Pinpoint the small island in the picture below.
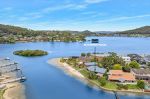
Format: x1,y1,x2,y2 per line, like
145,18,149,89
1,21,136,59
13,50,48,57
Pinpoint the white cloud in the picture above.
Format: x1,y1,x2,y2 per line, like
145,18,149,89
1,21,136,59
42,4,74,13
3,7,13,11
85,0,108,4
97,14,150,23
18,17,29,21
0,7,13,12
72,4,88,10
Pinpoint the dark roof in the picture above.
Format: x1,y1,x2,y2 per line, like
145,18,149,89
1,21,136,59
87,66,106,73
132,69,150,75
144,55,150,62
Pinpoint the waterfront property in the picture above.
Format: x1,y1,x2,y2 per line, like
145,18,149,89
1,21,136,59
145,80,150,92
87,66,106,76
144,55,150,64
131,69,150,80
92,53,110,57
79,56,93,63
84,62,97,67
122,56,131,64
127,54,146,64
108,70,136,83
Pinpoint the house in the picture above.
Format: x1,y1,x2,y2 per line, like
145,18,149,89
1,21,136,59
127,54,146,64
131,69,150,80
87,66,106,77
144,55,150,64
79,56,92,63
84,62,97,67
122,56,131,64
144,80,150,92
108,70,135,83
70,56,79,59
92,53,110,57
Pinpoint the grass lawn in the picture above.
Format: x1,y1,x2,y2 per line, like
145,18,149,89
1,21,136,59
72,66,81,70
79,68,89,78
74,67,120,90
0,90,5,99
104,81,118,89
127,84,139,89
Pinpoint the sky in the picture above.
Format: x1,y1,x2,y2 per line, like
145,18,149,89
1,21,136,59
0,0,150,31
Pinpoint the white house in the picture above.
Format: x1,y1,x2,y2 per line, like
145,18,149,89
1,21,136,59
122,56,131,64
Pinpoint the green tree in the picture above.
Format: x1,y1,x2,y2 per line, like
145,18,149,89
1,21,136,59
88,72,98,79
147,62,150,67
129,61,140,69
60,58,66,63
99,77,107,86
113,64,122,70
137,80,145,89
87,53,91,57
101,53,125,69
122,65,131,72
81,53,86,57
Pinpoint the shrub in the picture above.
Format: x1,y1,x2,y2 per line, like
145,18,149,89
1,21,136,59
137,80,145,89
81,53,86,57
122,65,131,72
99,77,107,86
88,72,98,79
113,64,122,70
87,53,91,57
129,61,140,69
123,85,128,90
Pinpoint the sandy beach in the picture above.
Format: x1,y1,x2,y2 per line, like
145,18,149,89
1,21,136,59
3,82,26,99
0,74,26,99
48,58,86,82
48,58,150,95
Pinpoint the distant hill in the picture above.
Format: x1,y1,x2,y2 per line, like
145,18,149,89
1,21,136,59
117,26,150,34
0,24,33,35
0,24,88,43
95,31,117,34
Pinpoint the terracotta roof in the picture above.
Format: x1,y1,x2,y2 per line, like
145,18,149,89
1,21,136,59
108,70,135,81
109,70,124,75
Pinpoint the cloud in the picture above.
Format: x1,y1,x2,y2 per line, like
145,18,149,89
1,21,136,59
85,0,108,4
3,7,13,11
0,7,13,12
18,17,29,21
97,14,150,23
42,4,74,13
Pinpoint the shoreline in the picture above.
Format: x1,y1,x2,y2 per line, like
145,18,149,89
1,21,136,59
48,58,150,96
1,36,150,44
2,82,26,99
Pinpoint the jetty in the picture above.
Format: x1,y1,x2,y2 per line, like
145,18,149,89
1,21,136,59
1,76,26,84
0,57,26,84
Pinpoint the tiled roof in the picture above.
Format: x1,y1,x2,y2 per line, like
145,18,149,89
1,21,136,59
108,70,135,81
109,70,124,75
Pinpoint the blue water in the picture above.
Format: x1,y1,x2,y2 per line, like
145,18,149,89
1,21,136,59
0,37,150,99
